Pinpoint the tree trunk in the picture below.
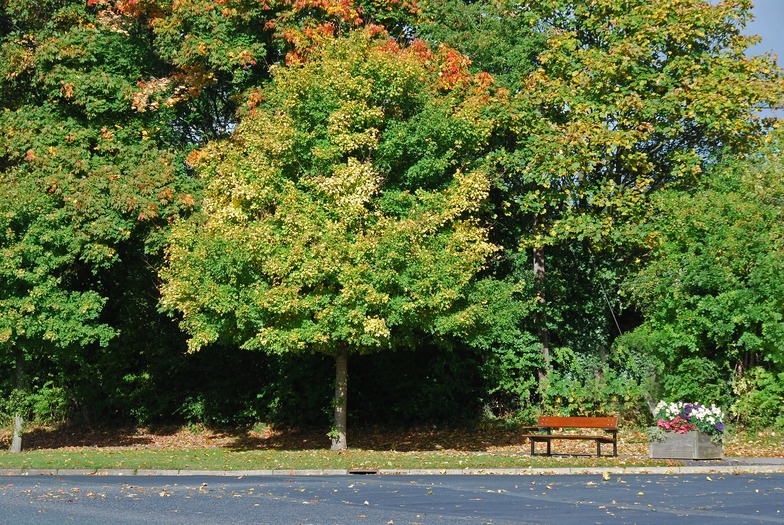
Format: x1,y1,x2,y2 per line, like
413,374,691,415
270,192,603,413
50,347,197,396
11,414,23,454
330,346,349,451
533,243,550,385
10,348,24,453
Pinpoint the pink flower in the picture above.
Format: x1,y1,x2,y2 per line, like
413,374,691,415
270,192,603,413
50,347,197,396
658,416,695,434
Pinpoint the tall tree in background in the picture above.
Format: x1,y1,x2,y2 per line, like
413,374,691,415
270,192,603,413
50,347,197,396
415,0,545,91
495,0,783,388
0,174,116,452
622,132,784,399
0,0,193,449
405,0,782,399
160,30,503,449
94,0,419,129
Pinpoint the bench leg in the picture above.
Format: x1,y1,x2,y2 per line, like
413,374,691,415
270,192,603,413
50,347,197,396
529,440,553,456
595,440,618,457
530,440,547,456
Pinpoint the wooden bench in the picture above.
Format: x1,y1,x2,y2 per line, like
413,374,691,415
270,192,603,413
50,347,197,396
520,416,618,457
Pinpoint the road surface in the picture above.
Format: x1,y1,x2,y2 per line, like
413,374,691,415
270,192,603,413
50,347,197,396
1,473,783,524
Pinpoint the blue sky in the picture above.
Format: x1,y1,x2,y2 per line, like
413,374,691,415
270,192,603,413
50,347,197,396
747,0,784,115
747,0,784,61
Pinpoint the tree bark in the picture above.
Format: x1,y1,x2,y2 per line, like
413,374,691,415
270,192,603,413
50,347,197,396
11,414,23,454
533,244,550,385
10,348,24,453
330,346,349,451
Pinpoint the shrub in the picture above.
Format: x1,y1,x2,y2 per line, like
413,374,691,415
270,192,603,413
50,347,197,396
539,347,654,424
662,357,730,406
731,367,784,430
0,381,70,426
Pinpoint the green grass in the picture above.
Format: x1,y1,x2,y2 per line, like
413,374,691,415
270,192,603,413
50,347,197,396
1,425,780,472
0,448,670,471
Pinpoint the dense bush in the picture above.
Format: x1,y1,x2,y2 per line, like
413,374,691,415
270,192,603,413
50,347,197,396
731,367,784,430
661,357,732,407
538,347,655,425
0,382,69,427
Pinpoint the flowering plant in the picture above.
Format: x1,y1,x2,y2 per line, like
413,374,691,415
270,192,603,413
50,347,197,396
653,401,725,442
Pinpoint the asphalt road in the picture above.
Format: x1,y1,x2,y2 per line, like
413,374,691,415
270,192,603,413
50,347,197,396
1,473,783,525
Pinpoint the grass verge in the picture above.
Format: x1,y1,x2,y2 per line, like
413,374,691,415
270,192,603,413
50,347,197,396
0,424,780,471
0,448,669,471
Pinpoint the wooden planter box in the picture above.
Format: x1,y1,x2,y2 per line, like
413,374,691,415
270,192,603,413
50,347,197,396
649,431,722,460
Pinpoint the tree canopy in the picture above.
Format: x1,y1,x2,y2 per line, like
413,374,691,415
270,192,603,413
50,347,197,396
160,31,506,448
623,133,784,374
0,0,194,449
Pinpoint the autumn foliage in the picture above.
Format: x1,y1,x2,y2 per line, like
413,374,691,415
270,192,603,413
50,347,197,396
1,0,782,450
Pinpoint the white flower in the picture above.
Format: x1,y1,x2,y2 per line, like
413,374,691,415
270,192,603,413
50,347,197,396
654,400,725,434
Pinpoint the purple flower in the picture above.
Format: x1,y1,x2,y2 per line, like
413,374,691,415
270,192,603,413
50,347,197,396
716,423,725,431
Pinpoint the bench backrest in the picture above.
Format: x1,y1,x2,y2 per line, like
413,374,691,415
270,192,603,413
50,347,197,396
537,416,618,430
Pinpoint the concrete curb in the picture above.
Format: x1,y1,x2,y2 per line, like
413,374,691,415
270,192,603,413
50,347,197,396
2,464,784,477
